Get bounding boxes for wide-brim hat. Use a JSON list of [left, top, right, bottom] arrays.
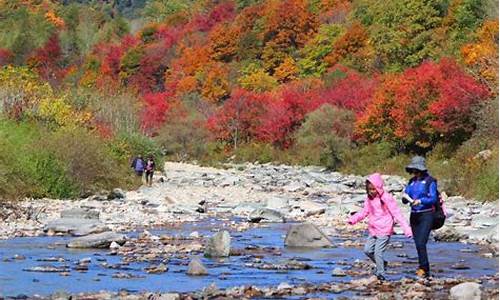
[[405, 156, 427, 173]]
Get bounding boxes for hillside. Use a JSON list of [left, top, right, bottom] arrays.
[[0, 0, 498, 200]]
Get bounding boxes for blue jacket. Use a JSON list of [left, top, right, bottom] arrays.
[[405, 175, 438, 213]]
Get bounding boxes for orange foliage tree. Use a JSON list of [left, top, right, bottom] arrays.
[[324, 22, 372, 71], [208, 23, 241, 62], [201, 62, 230, 103], [262, 0, 319, 48]]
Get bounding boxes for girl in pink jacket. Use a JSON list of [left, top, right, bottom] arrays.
[[347, 173, 413, 281]]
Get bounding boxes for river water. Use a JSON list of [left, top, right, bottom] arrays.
[[0, 221, 497, 297]]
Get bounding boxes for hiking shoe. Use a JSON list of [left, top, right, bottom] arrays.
[[376, 274, 386, 281], [416, 268, 429, 278]]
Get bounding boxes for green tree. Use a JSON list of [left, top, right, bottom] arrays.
[[352, 0, 446, 71], [0, 8, 54, 65], [294, 104, 355, 169]]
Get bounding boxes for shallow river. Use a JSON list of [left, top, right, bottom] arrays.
[[0, 221, 497, 297]]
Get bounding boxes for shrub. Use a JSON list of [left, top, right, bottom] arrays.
[[294, 104, 355, 169], [25, 150, 78, 198], [0, 119, 77, 199], [427, 136, 499, 200], [155, 104, 209, 161], [109, 131, 163, 170], [232, 142, 279, 163], [78, 88, 142, 135], [40, 127, 137, 195], [340, 142, 408, 175]]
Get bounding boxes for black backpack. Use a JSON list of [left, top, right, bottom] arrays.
[[424, 176, 446, 230]]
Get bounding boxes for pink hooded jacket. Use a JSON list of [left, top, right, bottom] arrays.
[[348, 173, 412, 237]]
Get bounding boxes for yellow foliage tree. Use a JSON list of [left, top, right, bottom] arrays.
[[274, 56, 298, 83], [38, 95, 92, 128], [461, 20, 499, 91], [0, 66, 92, 127], [0, 66, 52, 120], [238, 68, 278, 92]]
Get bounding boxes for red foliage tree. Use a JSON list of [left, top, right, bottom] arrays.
[[28, 34, 66, 86], [0, 48, 12, 66], [156, 25, 184, 49], [256, 84, 320, 147], [356, 58, 490, 149], [320, 67, 379, 114], [141, 91, 173, 134], [207, 88, 270, 147], [126, 42, 174, 93], [191, 2, 236, 32], [97, 34, 139, 82]]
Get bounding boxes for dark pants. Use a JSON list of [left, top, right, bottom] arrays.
[[410, 211, 434, 273], [145, 171, 153, 184]]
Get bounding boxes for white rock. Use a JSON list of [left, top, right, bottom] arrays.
[[450, 282, 481, 300]]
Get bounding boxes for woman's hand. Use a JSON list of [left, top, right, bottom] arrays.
[[411, 199, 421, 206]]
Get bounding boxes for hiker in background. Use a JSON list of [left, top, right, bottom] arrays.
[[145, 156, 155, 187], [347, 173, 413, 281], [404, 156, 438, 278], [131, 155, 145, 177]]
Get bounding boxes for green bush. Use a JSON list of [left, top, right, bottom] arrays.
[[427, 135, 498, 200], [294, 104, 355, 170], [109, 131, 163, 171], [155, 105, 209, 161], [0, 119, 145, 200], [340, 141, 409, 175], [40, 127, 138, 195], [25, 151, 78, 198], [233, 142, 279, 163], [0, 119, 78, 199]]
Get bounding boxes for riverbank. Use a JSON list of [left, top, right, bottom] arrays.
[[1, 162, 498, 246]]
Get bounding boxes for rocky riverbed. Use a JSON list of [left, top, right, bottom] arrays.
[[0, 162, 498, 299]]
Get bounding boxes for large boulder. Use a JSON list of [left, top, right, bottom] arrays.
[[283, 182, 306, 193], [284, 223, 333, 248], [108, 188, 126, 200], [204, 231, 231, 257], [232, 203, 264, 216], [292, 200, 326, 217], [266, 196, 290, 211], [60, 208, 99, 220], [66, 232, 126, 248], [468, 223, 499, 243], [248, 208, 285, 223], [449, 282, 481, 300], [433, 226, 467, 242], [471, 216, 498, 229], [44, 218, 108, 236], [186, 257, 208, 276]]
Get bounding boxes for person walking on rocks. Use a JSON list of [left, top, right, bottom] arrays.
[[145, 156, 155, 187], [404, 156, 438, 278], [347, 173, 413, 281], [131, 155, 145, 177]]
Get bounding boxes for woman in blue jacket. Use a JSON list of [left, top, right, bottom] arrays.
[[404, 156, 438, 278]]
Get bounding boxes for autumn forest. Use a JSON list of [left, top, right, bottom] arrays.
[[0, 0, 498, 201]]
